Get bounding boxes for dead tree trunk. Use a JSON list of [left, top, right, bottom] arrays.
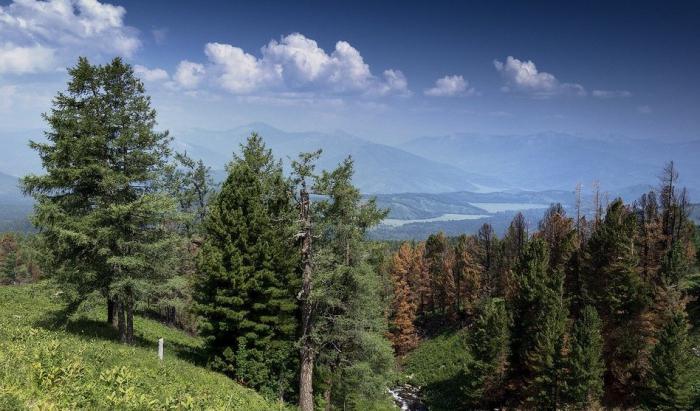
[[298, 182, 315, 411]]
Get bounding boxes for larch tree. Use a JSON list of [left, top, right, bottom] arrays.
[[389, 243, 420, 356], [425, 232, 456, 318], [453, 234, 483, 315], [194, 134, 300, 400], [22, 57, 178, 344]]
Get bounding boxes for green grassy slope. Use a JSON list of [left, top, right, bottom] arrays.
[[402, 330, 471, 410], [0, 282, 290, 410]]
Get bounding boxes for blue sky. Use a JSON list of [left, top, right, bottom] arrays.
[[1, 0, 699, 143]]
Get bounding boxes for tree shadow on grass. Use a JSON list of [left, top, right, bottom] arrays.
[[34, 306, 208, 368]]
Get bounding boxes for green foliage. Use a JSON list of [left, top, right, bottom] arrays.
[[564, 305, 605, 408], [403, 330, 472, 410], [463, 297, 510, 408], [644, 311, 695, 410], [21, 57, 180, 343], [585, 199, 647, 321], [512, 239, 568, 408], [309, 156, 394, 410], [194, 134, 300, 400], [0, 283, 289, 410]]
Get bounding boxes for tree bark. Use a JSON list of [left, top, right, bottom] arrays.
[[107, 297, 115, 326], [117, 300, 126, 343], [299, 183, 315, 411], [126, 292, 134, 345], [323, 375, 333, 411]]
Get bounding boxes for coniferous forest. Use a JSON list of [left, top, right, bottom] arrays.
[[1, 56, 700, 411]]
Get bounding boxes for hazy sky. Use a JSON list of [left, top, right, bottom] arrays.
[[1, 0, 699, 143]]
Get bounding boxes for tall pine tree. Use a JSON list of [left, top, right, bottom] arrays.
[[22, 57, 178, 344], [310, 156, 394, 410], [644, 311, 694, 410], [564, 305, 605, 408], [194, 134, 300, 400]]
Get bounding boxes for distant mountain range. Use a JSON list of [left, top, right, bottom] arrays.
[[1, 124, 697, 238], [174, 123, 508, 194], [400, 132, 700, 194]]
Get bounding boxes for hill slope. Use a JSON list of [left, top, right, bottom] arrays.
[[401, 132, 700, 193], [174, 123, 508, 194], [0, 283, 288, 410]]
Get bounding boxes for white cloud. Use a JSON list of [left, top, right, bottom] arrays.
[[133, 64, 168, 82], [592, 89, 632, 99], [0, 43, 56, 74], [424, 75, 476, 97], [173, 60, 205, 89], [494, 56, 586, 97], [0, 0, 140, 74], [204, 42, 269, 93], [637, 105, 652, 114], [376, 69, 410, 96], [182, 33, 409, 97]]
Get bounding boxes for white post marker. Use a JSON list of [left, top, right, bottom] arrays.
[[158, 338, 164, 361]]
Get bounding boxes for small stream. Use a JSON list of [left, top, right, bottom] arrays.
[[388, 384, 427, 411]]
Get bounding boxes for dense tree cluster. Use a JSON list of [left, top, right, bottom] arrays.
[[387, 166, 698, 409]]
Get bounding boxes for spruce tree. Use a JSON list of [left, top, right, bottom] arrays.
[[511, 239, 568, 408], [22, 57, 178, 343], [194, 134, 300, 400], [310, 156, 394, 409], [463, 297, 510, 408], [584, 199, 648, 404], [644, 311, 694, 410], [564, 305, 605, 408]]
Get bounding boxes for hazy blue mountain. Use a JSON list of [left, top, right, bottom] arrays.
[[0, 172, 23, 201], [174, 123, 510, 194], [400, 132, 700, 194], [0, 129, 45, 178]]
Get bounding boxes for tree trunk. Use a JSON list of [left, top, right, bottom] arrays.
[[117, 300, 126, 343], [323, 375, 333, 411], [299, 184, 315, 411], [107, 297, 115, 326], [300, 346, 315, 411], [107, 297, 119, 328], [126, 292, 134, 345]]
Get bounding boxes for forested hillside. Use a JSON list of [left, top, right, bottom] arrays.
[[1, 57, 698, 411], [386, 168, 700, 409]]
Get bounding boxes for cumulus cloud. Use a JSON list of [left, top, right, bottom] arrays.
[[0, 0, 140, 74], [494, 56, 586, 97], [181, 33, 409, 97], [174, 60, 205, 89], [0, 43, 55, 74], [592, 89, 632, 99], [133, 64, 168, 82], [424, 75, 476, 97]]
